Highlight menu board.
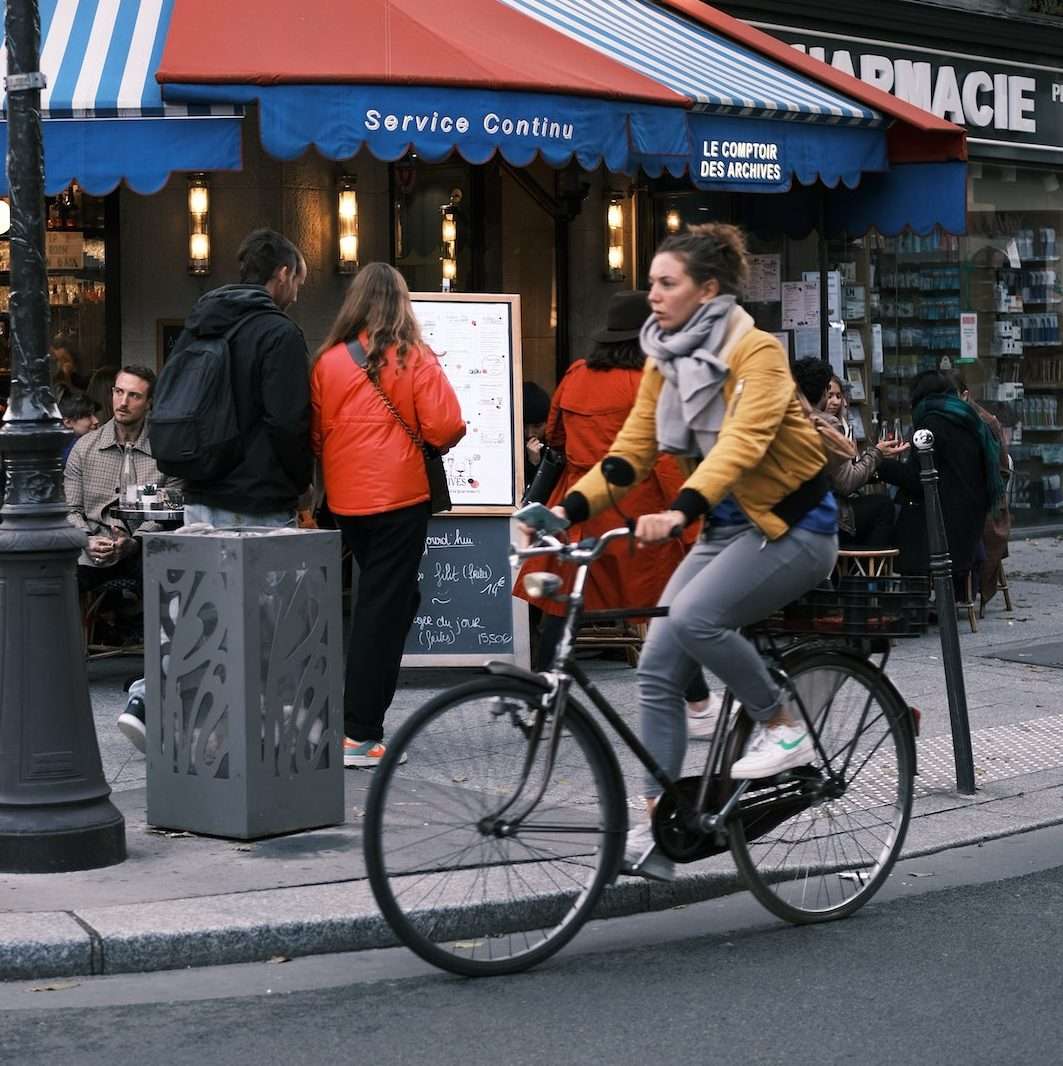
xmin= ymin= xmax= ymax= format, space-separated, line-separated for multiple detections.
xmin=412 ymin=294 xmax=523 ymax=512
xmin=402 ymin=516 xmax=530 ymax=667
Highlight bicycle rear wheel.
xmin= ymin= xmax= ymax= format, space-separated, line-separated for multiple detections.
xmin=364 ymin=677 xmax=626 ymax=976
xmin=728 ymin=650 xmax=913 ymax=923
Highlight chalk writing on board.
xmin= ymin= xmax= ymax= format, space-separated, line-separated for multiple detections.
xmin=404 ymin=517 xmax=517 ymax=657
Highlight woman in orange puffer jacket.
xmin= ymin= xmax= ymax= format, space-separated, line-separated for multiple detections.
xmin=312 ymin=263 xmax=465 ymax=767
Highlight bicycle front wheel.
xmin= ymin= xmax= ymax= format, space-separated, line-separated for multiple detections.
xmin=364 ymin=677 xmax=626 ymax=976
xmin=728 ymin=650 xmax=914 ymax=923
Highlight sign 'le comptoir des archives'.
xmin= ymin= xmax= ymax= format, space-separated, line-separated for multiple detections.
xmin=699 ymin=138 xmax=784 ymax=183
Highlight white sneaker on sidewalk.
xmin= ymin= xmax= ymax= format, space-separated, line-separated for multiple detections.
xmin=686 ymin=691 xmax=725 ymax=740
xmin=730 ymin=721 xmax=814 ymax=780
xmin=622 ymin=821 xmax=675 ymax=882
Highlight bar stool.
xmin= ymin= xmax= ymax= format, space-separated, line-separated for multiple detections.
xmin=835 ymin=548 xmax=900 ymax=579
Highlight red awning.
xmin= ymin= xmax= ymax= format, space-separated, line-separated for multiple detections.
xmin=657 ymin=0 xmax=966 ymax=162
xmin=158 ymin=0 xmax=686 ymax=107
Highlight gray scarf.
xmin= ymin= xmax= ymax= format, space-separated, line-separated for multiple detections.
xmin=640 ymin=295 xmax=737 ymax=457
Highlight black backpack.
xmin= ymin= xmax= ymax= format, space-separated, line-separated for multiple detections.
xmin=150 ymin=312 xmax=275 ymax=481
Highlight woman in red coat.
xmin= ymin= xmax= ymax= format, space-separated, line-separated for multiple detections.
xmin=516 ymin=291 xmax=712 ymax=716
xmin=313 ymin=263 xmax=466 ymax=767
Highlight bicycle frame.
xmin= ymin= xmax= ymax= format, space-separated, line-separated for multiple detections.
xmin=513 ymin=527 xmax=889 ymax=841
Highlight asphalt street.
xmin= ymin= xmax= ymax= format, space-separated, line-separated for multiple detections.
xmin=4 ymin=824 xmax=1063 ymax=1066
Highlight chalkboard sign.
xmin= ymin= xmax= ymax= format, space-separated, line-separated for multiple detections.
xmin=402 ymin=515 xmax=530 ymax=667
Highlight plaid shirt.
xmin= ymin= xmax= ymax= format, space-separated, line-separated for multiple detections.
xmin=65 ymin=418 xmax=181 ymax=566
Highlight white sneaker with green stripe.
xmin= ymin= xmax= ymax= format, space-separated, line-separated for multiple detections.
xmin=730 ymin=721 xmax=814 ymax=780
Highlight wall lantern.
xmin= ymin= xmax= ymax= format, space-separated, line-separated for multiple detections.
xmin=187 ymin=173 xmax=211 ymax=276
xmin=605 ymin=190 xmax=626 ymax=281
xmin=441 ymin=190 xmax=461 ymax=292
xmin=337 ymin=175 xmax=359 ymax=274
xmin=665 ymin=205 xmax=682 ymax=234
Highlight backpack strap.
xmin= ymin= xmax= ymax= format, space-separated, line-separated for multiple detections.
xmin=346 ymin=339 xmax=427 ymax=452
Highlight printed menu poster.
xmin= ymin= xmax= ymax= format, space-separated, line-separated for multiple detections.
xmin=747 ymin=254 xmax=781 ymax=303
xmin=782 ymin=280 xmax=820 ymax=330
xmin=413 ymin=299 xmax=516 ymax=507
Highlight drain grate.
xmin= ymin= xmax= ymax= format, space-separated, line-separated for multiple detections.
xmin=915 ymin=714 xmax=1063 ymax=793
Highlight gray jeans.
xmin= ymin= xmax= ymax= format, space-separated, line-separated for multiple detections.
xmin=638 ymin=521 xmax=837 ymax=798
xmin=183 ymin=503 xmax=297 ymax=529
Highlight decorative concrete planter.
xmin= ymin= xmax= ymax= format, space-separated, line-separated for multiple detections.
xmin=142 ymin=528 xmax=344 ymax=839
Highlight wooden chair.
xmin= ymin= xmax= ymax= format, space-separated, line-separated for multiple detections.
xmin=835 ymin=548 xmax=899 ymax=579
xmin=82 ymin=576 xmax=144 ymax=660
xmin=956 ymin=571 xmax=978 ymax=633
xmin=979 ymin=561 xmax=1014 ymax=619
xmin=574 ymin=618 xmax=647 ymax=667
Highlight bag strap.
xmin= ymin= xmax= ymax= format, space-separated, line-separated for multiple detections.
xmin=346 ymin=339 xmax=427 ymax=452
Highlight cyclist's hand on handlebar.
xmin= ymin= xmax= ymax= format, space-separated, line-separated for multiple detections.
xmin=516 ymin=505 xmax=570 ymax=545
xmin=634 ymin=510 xmax=686 ymax=544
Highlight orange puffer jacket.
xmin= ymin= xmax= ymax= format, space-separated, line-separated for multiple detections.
xmin=311 ymin=335 xmax=466 ymax=516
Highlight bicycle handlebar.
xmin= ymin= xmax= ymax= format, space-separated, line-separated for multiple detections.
xmin=510 ymin=525 xmax=634 ymax=566
xmin=510 ymin=521 xmax=684 ymax=567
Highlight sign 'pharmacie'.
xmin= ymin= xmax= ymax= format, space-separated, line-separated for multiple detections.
xmin=760 ymin=25 xmax=1063 ymax=152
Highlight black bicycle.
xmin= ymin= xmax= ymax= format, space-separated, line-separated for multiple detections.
xmin=364 ymin=526 xmax=924 ymax=977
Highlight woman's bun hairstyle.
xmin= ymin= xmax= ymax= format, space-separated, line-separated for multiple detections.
xmin=657 ymin=222 xmax=750 ymax=296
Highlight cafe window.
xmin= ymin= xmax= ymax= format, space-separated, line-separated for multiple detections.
xmin=390 ymin=160 xmax=473 ymax=295
xmin=0 ymin=180 xmax=111 ymax=405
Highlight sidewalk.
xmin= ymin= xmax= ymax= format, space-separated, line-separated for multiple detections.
xmin=3 ymin=536 xmax=1063 ymax=981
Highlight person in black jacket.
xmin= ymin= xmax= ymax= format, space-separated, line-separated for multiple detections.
xmin=877 ymin=370 xmax=1002 ymax=590
xmin=181 ymin=228 xmax=313 ymax=527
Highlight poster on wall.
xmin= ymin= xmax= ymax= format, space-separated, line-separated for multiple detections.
xmin=782 ymin=280 xmax=820 ymax=330
xmin=747 ymin=254 xmax=781 ymax=303
xmin=412 ymin=294 xmax=524 ymax=513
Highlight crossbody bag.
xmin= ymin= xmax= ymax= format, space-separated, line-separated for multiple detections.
xmin=346 ymin=339 xmax=452 ymax=514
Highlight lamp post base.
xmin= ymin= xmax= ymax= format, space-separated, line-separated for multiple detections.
xmin=0 ymin=797 xmax=126 ymax=872
xmin=0 ymin=517 xmax=127 ymax=873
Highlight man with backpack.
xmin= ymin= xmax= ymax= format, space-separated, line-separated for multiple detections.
xmin=153 ymin=228 xmax=313 ymax=527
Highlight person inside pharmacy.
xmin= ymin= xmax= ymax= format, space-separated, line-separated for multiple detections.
xmin=65 ymin=366 xmax=182 ymax=593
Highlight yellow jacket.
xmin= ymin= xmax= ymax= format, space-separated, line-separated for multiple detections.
xmin=565 ymin=307 xmax=828 ymax=540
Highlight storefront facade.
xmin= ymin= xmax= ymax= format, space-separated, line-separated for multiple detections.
xmin=2 ymin=1 xmax=967 ymax=467
xmin=716 ymin=0 xmax=1063 ymax=528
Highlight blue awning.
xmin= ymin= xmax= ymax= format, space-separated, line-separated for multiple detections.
xmin=0 ymin=0 xmax=241 ymax=196
xmin=158 ymin=0 xmax=967 ymax=235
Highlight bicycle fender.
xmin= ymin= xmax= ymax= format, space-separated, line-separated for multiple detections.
xmin=483 ymin=661 xmax=552 ymax=692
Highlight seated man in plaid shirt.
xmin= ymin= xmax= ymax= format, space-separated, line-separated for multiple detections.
xmin=65 ymin=365 xmax=181 ymax=593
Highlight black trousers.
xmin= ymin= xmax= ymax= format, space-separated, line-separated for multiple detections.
xmin=336 ymin=502 xmax=429 ymax=743
xmin=839 ymin=494 xmax=896 ymax=550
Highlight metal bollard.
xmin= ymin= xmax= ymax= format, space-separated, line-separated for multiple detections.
xmin=913 ymin=429 xmax=976 ymax=794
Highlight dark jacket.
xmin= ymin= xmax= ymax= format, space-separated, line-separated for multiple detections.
xmin=877 ymin=410 xmax=990 ymax=578
xmin=180 ymin=284 xmax=313 ymax=513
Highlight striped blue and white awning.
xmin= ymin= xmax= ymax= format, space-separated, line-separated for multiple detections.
xmin=497 ymin=0 xmax=881 ymax=125
xmin=0 ymin=0 xmax=241 ymax=194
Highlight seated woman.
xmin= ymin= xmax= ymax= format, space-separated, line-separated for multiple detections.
xmin=792 ymin=358 xmax=906 ymax=549
xmin=877 ymin=370 xmax=1002 ymax=588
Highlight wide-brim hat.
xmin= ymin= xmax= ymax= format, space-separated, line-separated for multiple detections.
xmin=591 ymin=290 xmax=651 ymax=343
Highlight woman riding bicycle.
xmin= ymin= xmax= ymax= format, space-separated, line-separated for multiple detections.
xmin=548 ymin=224 xmax=838 ymax=880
